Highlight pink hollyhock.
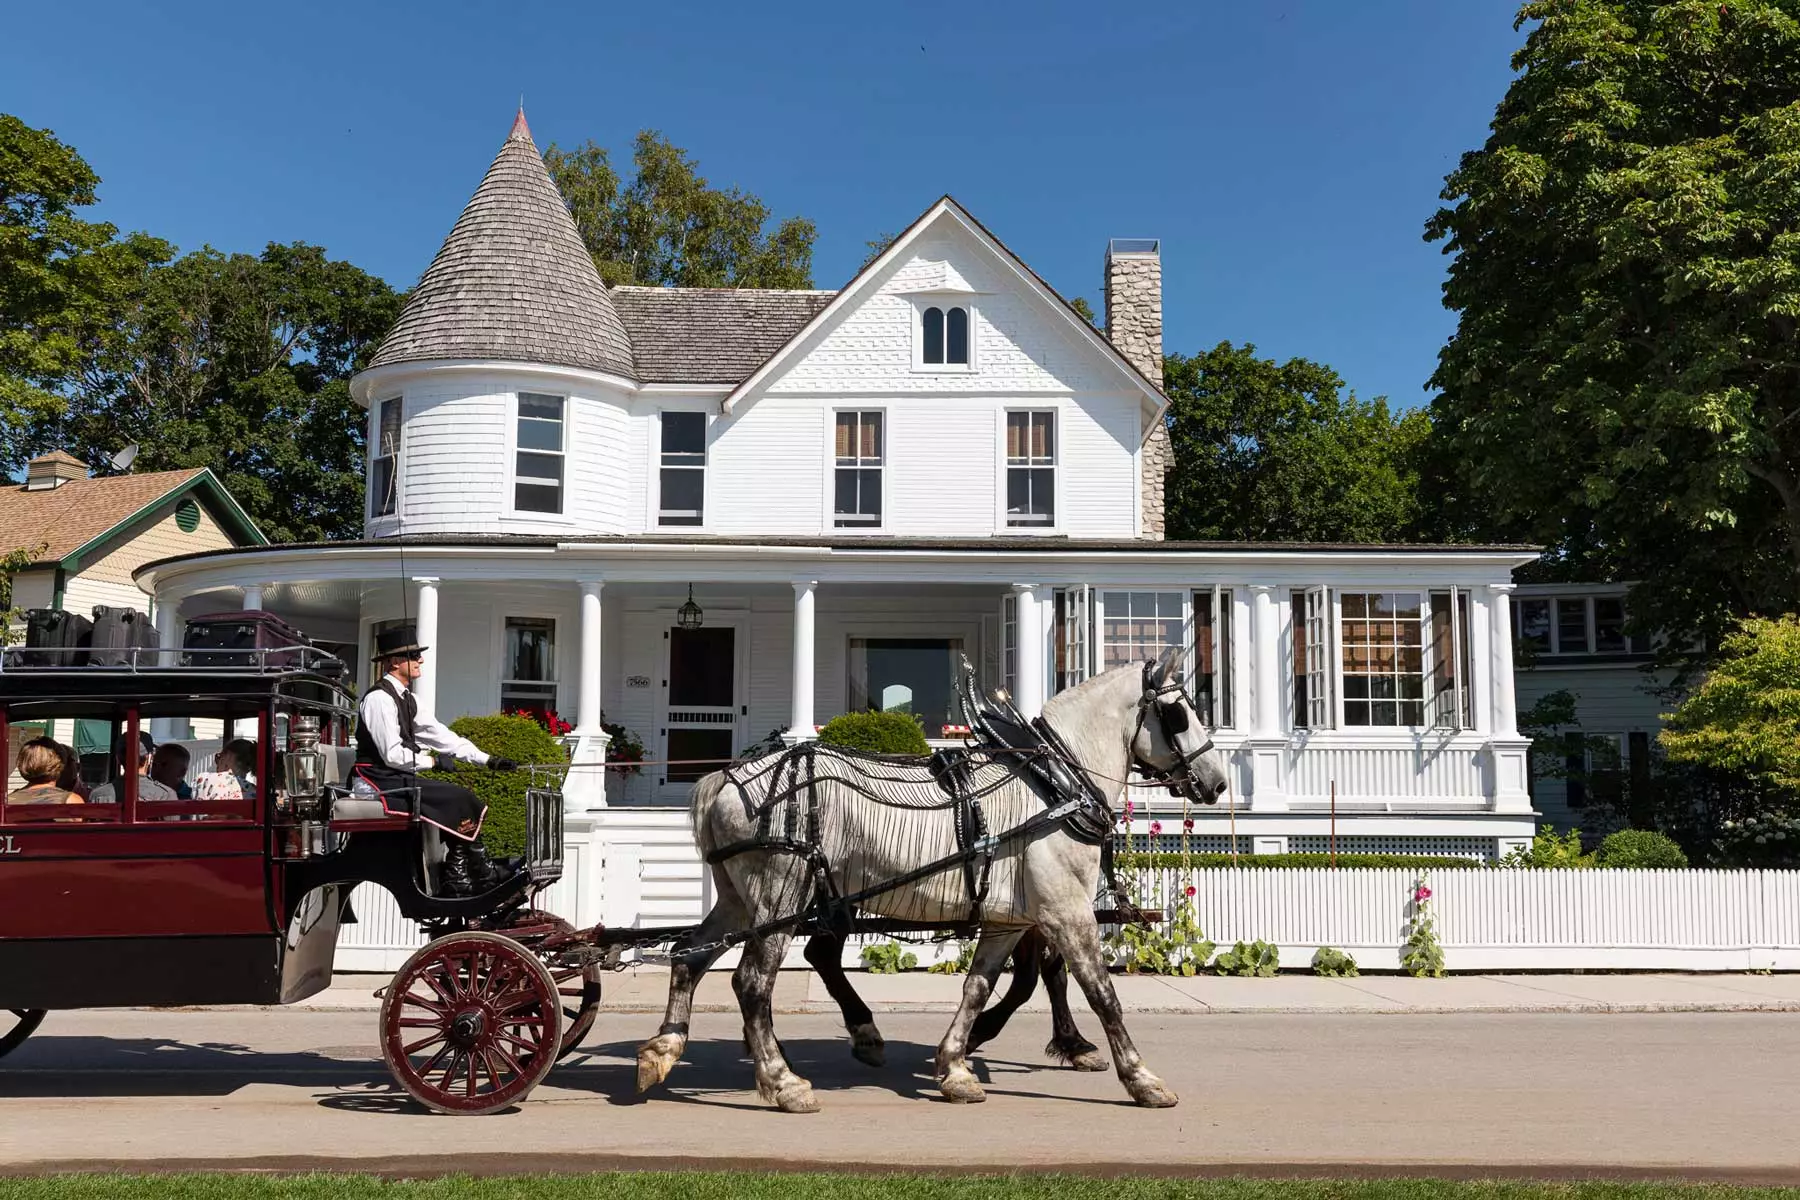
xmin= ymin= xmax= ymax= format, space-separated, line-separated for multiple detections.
xmin=1414 ymin=885 xmax=1433 ymax=902
xmin=1183 ymin=818 xmax=1195 ymax=831
xmin=1184 ymin=885 xmax=1196 ymax=898
xmin=1149 ymin=821 xmax=1163 ymax=835
xmin=1124 ymin=799 xmax=1135 ymax=817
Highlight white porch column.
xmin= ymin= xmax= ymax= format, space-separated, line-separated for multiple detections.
xmin=787 ymin=580 xmax=817 ymax=741
xmin=563 ymin=579 xmax=610 ymax=812
xmin=1012 ymin=583 xmax=1045 ymax=720
xmin=241 ymin=585 xmax=263 ymax=611
xmin=1245 ymin=584 xmax=1288 ymax=811
xmin=150 ymin=596 xmax=183 ymax=740
xmin=1486 ymin=582 xmax=1532 ymax=813
xmin=412 ymin=577 xmax=439 ymax=720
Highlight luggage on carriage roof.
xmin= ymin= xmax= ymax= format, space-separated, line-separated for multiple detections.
xmin=88 ymin=605 xmax=159 ymax=667
xmin=10 ymin=608 xmax=93 ymax=668
xmin=180 ymin=610 xmax=313 ymax=670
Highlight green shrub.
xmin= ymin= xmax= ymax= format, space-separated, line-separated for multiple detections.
xmin=1102 ymin=899 xmax=1215 ymax=976
xmin=1214 ymin=940 xmax=1279 ymax=977
xmin=1312 ymin=947 xmax=1359 ymax=977
xmin=927 ymin=940 xmax=976 ymax=974
xmin=860 ymin=941 xmax=918 ymax=973
xmin=1114 ymin=852 xmax=1484 ymax=870
xmin=1596 ymin=829 xmax=1690 ymax=869
xmin=817 ymin=710 xmax=930 ymax=755
xmin=422 ymin=713 xmax=568 ymax=857
xmin=1498 ymin=828 xmax=1595 ymax=869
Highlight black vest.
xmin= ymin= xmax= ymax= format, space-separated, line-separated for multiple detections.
xmin=355 ymin=678 xmax=419 ymax=766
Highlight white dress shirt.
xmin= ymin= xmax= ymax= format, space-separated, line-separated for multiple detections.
xmin=358 ymin=674 xmax=490 ymax=771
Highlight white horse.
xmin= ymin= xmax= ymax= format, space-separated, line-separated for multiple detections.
xmin=635 ymin=654 xmax=1229 ymax=1112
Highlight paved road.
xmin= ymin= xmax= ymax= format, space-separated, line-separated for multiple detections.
xmin=3 ymin=1008 xmax=1800 ymax=1179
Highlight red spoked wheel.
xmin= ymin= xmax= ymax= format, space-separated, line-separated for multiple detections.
xmin=380 ymin=931 xmax=560 ymax=1114
xmin=0 ymin=1010 xmax=44 ymax=1060
xmin=502 ymin=910 xmax=603 ymax=1060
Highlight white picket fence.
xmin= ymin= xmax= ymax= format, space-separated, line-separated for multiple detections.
xmin=333 ymin=851 xmax=1800 ymax=974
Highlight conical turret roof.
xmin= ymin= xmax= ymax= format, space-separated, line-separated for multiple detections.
xmin=369 ymin=110 xmax=637 ymax=378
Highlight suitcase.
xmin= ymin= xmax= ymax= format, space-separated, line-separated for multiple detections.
xmin=88 ymin=605 xmax=160 ymax=667
xmin=181 ymin=610 xmax=313 ymax=669
xmin=14 ymin=608 xmax=92 ymax=667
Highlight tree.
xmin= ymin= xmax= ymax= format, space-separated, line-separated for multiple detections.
xmin=1426 ymin=0 xmax=1800 ymax=655
xmin=0 ymin=114 xmax=170 ymax=476
xmin=0 ymin=542 xmax=46 ymax=645
xmin=545 ymin=131 xmax=815 ymax=288
xmin=1163 ymin=342 xmax=1433 ymax=542
xmin=47 ymin=242 xmax=402 ymax=542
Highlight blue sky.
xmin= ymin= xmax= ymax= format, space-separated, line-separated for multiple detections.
xmin=5 ymin=1 xmax=1522 ymax=409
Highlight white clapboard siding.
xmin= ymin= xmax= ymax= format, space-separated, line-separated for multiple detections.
xmin=337 ymin=818 xmax=1800 ymax=973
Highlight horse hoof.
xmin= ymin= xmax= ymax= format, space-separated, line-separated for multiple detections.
xmin=1069 ymin=1048 xmax=1110 ymax=1072
xmin=634 ymin=1032 xmax=686 ymax=1093
xmin=1127 ymin=1074 xmax=1180 ymax=1108
xmin=776 ymin=1083 xmax=822 ymax=1114
xmin=850 ymin=1022 xmax=886 ymax=1068
xmin=939 ymin=1068 xmax=987 ymax=1104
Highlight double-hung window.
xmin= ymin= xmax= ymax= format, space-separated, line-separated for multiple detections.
xmin=1098 ymin=591 xmax=1185 ymax=672
xmin=371 ymin=398 xmax=401 ymax=518
xmin=1292 ymin=588 xmax=1334 ymax=729
xmin=659 ymin=412 xmax=706 ymax=527
xmin=1005 ymin=411 xmax=1056 ymax=527
xmin=514 ymin=393 xmax=565 ymax=514
xmin=501 ymin=617 xmax=557 ymax=720
xmin=1193 ymin=587 xmax=1234 ymax=728
xmin=834 ymin=411 xmax=883 ymax=527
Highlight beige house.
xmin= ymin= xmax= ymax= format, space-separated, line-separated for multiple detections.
xmin=1 ymin=450 xmax=264 ymax=637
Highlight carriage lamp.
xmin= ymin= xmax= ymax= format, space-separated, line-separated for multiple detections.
xmin=676 ymin=584 xmax=704 ymax=630
xmin=283 ymin=715 xmax=326 ymax=817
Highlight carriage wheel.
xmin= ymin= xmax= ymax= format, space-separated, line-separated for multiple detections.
xmin=500 ymin=910 xmax=604 ymax=1060
xmin=0 ymin=1010 xmax=44 ymax=1061
xmin=379 ymin=931 xmax=560 ymax=1115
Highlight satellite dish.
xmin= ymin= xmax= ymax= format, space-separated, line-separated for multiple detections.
xmin=109 ymin=443 xmax=138 ymax=472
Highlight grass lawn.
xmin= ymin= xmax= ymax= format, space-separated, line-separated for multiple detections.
xmin=0 ymin=1178 xmax=1797 ymax=1200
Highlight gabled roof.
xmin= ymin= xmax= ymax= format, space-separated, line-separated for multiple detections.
xmin=0 ymin=467 xmax=266 ymax=569
xmin=720 ymin=196 xmax=1170 ymax=426
xmin=612 ymin=287 xmax=835 ymax=384
xmin=367 ymin=110 xmax=638 ymax=380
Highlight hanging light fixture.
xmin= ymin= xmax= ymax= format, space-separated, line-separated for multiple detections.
xmin=676 ymin=584 xmax=704 ymax=630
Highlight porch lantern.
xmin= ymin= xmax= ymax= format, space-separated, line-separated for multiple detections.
xmin=677 ymin=584 xmax=704 ymax=630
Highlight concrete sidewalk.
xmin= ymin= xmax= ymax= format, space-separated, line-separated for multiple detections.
xmin=271 ymin=966 xmax=1800 ymax=1015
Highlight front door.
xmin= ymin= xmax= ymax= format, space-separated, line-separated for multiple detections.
xmin=660 ymin=624 xmax=740 ymax=793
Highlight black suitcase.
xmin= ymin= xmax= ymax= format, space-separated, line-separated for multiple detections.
xmin=181 ymin=610 xmax=312 ymax=669
xmin=88 ymin=605 xmax=160 ymax=667
xmin=15 ymin=608 xmax=92 ymax=667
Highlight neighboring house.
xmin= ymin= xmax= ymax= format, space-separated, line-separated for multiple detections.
xmin=1510 ymin=582 xmax=1678 ymax=832
xmin=137 ymin=110 xmax=1542 ymax=860
xmin=1 ymin=449 xmax=265 ymax=761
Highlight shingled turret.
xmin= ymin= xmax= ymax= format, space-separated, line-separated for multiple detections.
xmin=369 ymin=109 xmax=637 ymax=378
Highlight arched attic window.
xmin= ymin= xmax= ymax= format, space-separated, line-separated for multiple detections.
xmin=921 ymin=305 xmax=970 ymax=366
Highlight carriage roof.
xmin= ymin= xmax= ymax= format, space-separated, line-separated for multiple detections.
xmin=0 ymin=663 xmax=356 ymax=721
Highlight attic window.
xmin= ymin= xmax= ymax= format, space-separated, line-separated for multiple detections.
xmin=921 ymin=305 xmax=970 ymax=366
xmin=175 ymin=498 xmax=201 ymax=533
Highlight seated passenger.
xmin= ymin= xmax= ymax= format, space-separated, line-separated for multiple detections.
xmin=90 ymin=732 xmax=177 ymax=804
xmin=7 ymin=742 xmax=77 ymax=805
xmin=46 ymin=738 xmax=89 ymax=800
xmin=194 ymin=738 xmax=257 ymax=800
xmin=150 ymin=743 xmax=194 ymax=800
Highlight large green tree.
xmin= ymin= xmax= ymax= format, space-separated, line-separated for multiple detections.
xmin=0 ymin=114 xmax=170 ymax=476
xmin=1427 ymin=0 xmax=1800 ymax=653
xmin=545 ymin=131 xmax=815 ymax=288
xmin=50 ymin=242 xmax=402 ymax=542
xmin=1164 ymin=342 xmax=1432 ymax=542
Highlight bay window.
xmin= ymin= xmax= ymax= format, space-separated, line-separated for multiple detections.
xmin=1294 ymin=587 xmax=1476 ymax=730
xmin=1047 ymin=586 xmax=1234 ymax=728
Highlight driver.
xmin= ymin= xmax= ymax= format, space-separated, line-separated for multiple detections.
xmin=353 ymin=624 xmax=519 ymax=896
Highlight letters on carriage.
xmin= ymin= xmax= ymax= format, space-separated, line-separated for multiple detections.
xmin=0 ymin=836 xmax=19 ymax=856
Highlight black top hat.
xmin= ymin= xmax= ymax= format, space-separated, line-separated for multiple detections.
xmin=373 ymin=625 xmax=428 ymax=660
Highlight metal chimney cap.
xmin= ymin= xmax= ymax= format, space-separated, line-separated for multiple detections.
xmin=1107 ymin=238 xmax=1160 ymax=256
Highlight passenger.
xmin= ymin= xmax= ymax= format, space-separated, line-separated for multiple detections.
xmin=91 ymin=732 xmax=176 ymax=804
xmin=195 ymin=739 xmax=257 ymax=801
xmin=150 ymin=743 xmax=193 ymax=800
xmin=7 ymin=742 xmax=76 ymax=805
xmin=45 ymin=739 xmax=89 ymax=800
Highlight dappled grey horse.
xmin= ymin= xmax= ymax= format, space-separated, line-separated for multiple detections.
xmin=636 ymin=654 xmax=1228 ymax=1112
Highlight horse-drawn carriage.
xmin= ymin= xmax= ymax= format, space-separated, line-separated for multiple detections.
xmin=0 ymin=646 xmax=1225 ymax=1114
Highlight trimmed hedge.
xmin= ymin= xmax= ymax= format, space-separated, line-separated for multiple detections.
xmin=1114 ymin=852 xmax=1486 ymax=870
xmin=816 ymin=710 xmax=930 ymax=755
xmin=1595 ymin=829 xmax=1690 ymax=869
xmin=422 ymin=713 xmax=568 ymax=857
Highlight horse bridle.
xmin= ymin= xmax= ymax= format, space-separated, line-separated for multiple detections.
xmin=1130 ymin=662 xmax=1225 ymax=804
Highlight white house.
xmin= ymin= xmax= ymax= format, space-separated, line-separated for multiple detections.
xmin=136 ymin=111 xmax=1541 ymax=867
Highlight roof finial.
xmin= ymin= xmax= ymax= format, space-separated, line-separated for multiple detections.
xmin=509 ymin=100 xmax=531 ymax=143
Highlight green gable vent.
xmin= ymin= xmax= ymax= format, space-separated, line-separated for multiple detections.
xmin=175 ymin=497 xmax=201 ymax=533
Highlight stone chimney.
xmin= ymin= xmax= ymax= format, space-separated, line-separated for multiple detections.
xmin=23 ymin=450 xmax=87 ymax=491
xmin=1104 ymin=239 xmax=1167 ymax=539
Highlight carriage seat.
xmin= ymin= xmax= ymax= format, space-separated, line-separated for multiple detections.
xmin=323 ymin=747 xmax=390 ymax=821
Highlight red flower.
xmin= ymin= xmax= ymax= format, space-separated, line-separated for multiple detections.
xmin=1149 ymin=821 xmax=1163 ymax=835
xmin=1185 ymin=885 xmax=1196 ymax=898
xmin=1182 ymin=818 xmax=1195 ymax=831
xmin=1414 ymin=885 xmax=1433 ymax=902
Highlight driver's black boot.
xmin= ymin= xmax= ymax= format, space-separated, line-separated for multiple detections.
xmin=442 ymin=841 xmax=503 ymax=896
